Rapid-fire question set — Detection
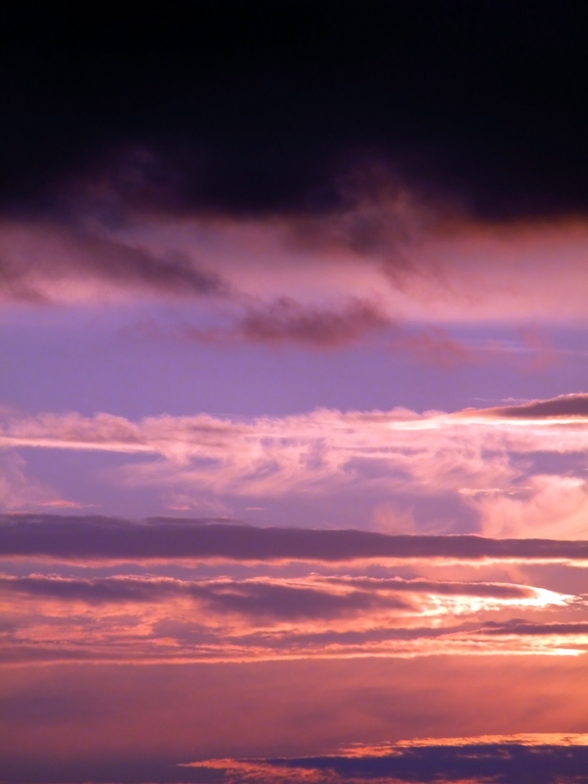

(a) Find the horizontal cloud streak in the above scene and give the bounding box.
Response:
[187,735,588,784]
[479,393,588,420]
[0,573,542,607]
[3,516,588,564]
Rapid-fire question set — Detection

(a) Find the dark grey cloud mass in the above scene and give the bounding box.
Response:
[2,515,588,563]
[2,3,588,221]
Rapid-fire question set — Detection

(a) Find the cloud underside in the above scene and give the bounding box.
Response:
[3,517,588,563]
[4,153,588,349]
[186,738,588,784]
[7,737,588,784]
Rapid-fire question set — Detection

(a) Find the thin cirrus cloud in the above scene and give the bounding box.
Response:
[3,394,588,537]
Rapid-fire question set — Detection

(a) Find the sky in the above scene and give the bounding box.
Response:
[3,3,588,782]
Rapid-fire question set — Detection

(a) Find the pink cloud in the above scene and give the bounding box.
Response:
[0,568,579,665]
[4,396,588,537]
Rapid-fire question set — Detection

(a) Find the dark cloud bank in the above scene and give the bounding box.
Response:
[198,743,588,784]
[2,2,588,221]
[4,740,588,783]
[2,515,588,563]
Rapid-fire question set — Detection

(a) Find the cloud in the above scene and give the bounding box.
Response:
[186,736,588,784]
[473,475,588,541]
[0,574,411,620]
[0,452,77,511]
[183,297,391,348]
[2,516,588,564]
[6,152,588,353]
[8,655,588,783]
[0,573,540,610]
[0,218,229,303]
[234,298,389,348]
[5,397,588,537]
[329,576,537,600]
[482,393,588,420]
[478,620,588,636]
[0,565,577,665]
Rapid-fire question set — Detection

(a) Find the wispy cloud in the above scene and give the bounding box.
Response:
[0,566,580,664]
[4,395,588,536]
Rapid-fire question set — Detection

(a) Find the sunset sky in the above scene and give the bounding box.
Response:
[3,3,588,782]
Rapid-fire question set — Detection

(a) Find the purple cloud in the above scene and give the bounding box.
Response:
[2,515,588,563]
[480,393,588,419]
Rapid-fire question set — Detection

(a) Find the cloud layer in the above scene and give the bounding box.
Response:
[4,150,588,369]
[3,516,588,564]
[4,393,588,537]
[4,8,588,783]
[2,514,588,664]
[187,736,588,784]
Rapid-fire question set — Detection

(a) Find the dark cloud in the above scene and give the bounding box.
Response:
[0,575,174,605]
[183,298,392,348]
[236,299,389,347]
[193,580,407,620]
[185,301,484,355]
[492,394,588,419]
[2,515,588,563]
[75,239,227,297]
[6,733,588,783]
[479,619,588,636]
[2,4,588,220]
[197,742,588,784]
[5,743,588,784]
